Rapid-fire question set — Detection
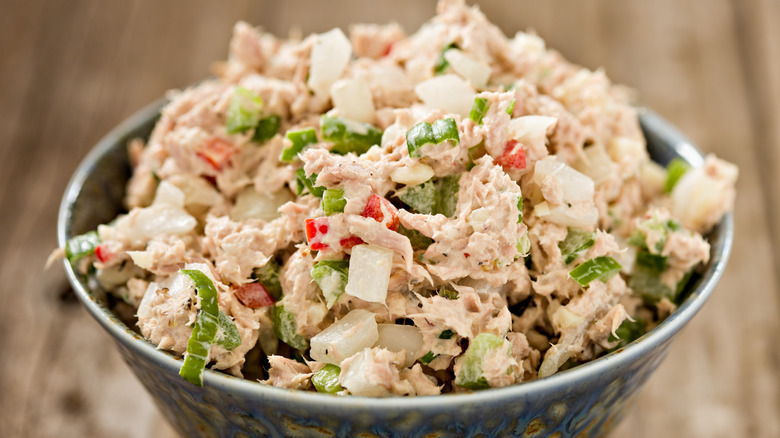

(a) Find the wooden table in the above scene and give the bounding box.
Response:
[1,1,778,436]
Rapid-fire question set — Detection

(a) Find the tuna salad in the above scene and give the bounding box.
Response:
[62,0,737,394]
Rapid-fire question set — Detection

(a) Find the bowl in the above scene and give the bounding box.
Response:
[59,99,733,438]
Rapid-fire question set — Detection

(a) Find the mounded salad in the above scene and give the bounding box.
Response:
[62,0,737,394]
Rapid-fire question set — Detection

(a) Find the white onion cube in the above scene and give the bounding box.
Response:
[308,28,352,97]
[345,244,393,304]
[414,74,475,117]
[310,309,378,364]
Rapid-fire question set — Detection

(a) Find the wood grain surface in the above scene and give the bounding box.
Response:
[1,1,777,437]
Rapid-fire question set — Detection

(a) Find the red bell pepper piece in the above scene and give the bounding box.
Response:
[495,140,526,170]
[234,282,274,308]
[197,137,235,171]
[95,243,113,263]
[305,217,330,251]
[362,194,400,231]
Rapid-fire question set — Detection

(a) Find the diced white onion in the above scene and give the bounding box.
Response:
[639,160,667,197]
[552,307,585,330]
[168,174,223,207]
[573,144,615,185]
[118,204,197,242]
[152,181,185,208]
[511,31,546,53]
[308,28,352,97]
[375,324,423,368]
[534,157,595,204]
[508,116,557,145]
[330,76,376,124]
[414,74,475,116]
[345,244,393,304]
[126,250,154,270]
[671,166,734,233]
[390,162,434,186]
[310,309,378,364]
[231,186,295,222]
[443,49,491,88]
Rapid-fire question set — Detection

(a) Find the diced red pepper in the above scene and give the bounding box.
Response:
[305,217,330,251]
[495,140,526,170]
[234,282,274,308]
[95,243,113,264]
[197,137,235,171]
[382,42,395,57]
[362,194,400,231]
[339,236,364,249]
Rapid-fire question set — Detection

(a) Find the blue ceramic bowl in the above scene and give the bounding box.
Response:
[59,100,733,438]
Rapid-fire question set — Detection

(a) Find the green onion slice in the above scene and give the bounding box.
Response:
[216,311,242,351]
[253,259,282,300]
[454,333,505,390]
[179,269,221,386]
[664,158,690,193]
[506,99,516,115]
[295,168,325,198]
[568,256,622,287]
[469,97,489,124]
[252,114,281,143]
[272,304,308,350]
[558,228,596,265]
[65,230,100,267]
[280,128,317,162]
[433,42,459,75]
[321,116,383,156]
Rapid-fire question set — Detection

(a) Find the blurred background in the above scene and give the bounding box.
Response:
[1,0,778,436]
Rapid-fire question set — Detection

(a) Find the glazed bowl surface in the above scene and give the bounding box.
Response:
[59,99,733,438]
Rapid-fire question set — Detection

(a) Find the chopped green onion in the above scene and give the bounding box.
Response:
[469,97,489,124]
[506,99,516,115]
[406,122,436,158]
[280,128,317,162]
[629,215,682,253]
[433,42,459,75]
[420,351,439,365]
[629,264,673,303]
[322,189,347,215]
[568,256,622,287]
[215,311,242,351]
[516,234,531,257]
[311,260,349,308]
[253,259,282,300]
[397,225,434,251]
[438,329,455,339]
[252,114,281,143]
[65,230,100,267]
[295,168,325,198]
[406,119,460,158]
[179,269,221,386]
[608,318,646,351]
[558,228,596,265]
[226,87,263,134]
[312,363,343,394]
[321,116,383,156]
[517,196,524,223]
[454,333,506,390]
[432,118,459,145]
[272,305,308,350]
[664,158,690,193]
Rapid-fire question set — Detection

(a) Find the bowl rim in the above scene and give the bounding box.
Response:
[58,99,733,408]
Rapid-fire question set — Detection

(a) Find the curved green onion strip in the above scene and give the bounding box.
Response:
[558,228,596,265]
[281,128,318,162]
[179,269,220,386]
[295,168,325,198]
[432,118,459,145]
[469,97,489,124]
[664,158,690,193]
[568,256,622,287]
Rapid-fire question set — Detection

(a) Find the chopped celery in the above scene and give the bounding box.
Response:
[454,333,506,390]
[280,128,317,162]
[420,351,439,365]
[311,260,349,308]
[506,99,516,115]
[295,168,325,198]
[179,269,221,386]
[558,228,596,265]
[322,188,347,215]
[436,174,460,218]
[272,305,308,350]
[432,118,460,145]
[664,158,690,193]
[517,196,524,223]
[252,114,281,143]
[438,329,455,339]
[398,180,437,214]
[406,118,459,158]
[397,225,434,251]
[397,175,460,218]
[568,256,622,287]
[321,116,383,155]
[406,122,436,158]
[635,250,667,272]
[65,230,100,267]
[215,311,242,351]
[469,97,489,124]
[312,363,343,394]
[253,259,282,300]
[608,318,646,351]
[433,42,459,75]
[226,86,263,134]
